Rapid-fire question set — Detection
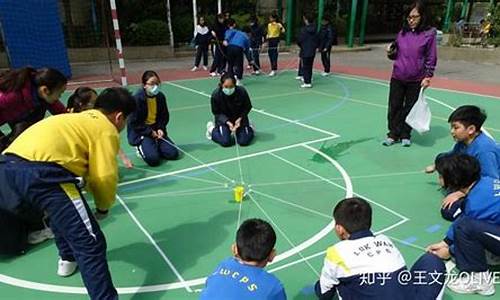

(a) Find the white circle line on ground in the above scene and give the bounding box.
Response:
[0,140,403,295]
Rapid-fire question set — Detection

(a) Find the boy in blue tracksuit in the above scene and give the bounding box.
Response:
[127,71,179,167]
[223,18,250,84]
[316,197,446,300]
[426,105,499,178]
[425,105,499,220]
[428,154,500,296]
[200,218,286,300]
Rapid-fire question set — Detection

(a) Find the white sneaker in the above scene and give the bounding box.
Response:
[268,71,276,77]
[206,121,215,140]
[209,72,217,77]
[191,66,198,72]
[250,123,256,132]
[202,66,208,71]
[57,258,78,277]
[27,227,54,245]
[486,251,500,266]
[236,79,243,86]
[447,271,495,296]
[295,76,303,80]
[321,72,330,77]
[253,70,261,75]
[301,83,312,88]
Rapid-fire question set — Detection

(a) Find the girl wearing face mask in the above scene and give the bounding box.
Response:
[383,0,437,147]
[0,67,67,151]
[127,70,179,167]
[206,74,254,147]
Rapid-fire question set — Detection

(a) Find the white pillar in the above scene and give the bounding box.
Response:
[218,0,222,13]
[192,0,198,33]
[165,0,174,48]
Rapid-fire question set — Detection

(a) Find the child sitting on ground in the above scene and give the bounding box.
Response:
[316,197,445,300]
[200,218,286,299]
[425,105,499,215]
[427,154,500,296]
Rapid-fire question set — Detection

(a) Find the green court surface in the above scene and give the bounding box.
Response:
[1,71,499,300]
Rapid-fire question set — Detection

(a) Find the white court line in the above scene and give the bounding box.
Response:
[327,74,496,138]
[271,146,409,221]
[127,165,226,186]
[268,218,409,273]
[123,186,228,200]
[166,81,340,137]
[251,189,333,219]
[248,193,320,277]
[334,72,500,101]
[116,195,193,293]
[250,170,425,188]
[118,135,339,188]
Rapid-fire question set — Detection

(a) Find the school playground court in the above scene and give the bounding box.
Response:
[0,60,499,300]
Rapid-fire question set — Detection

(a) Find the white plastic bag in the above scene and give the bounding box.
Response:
[406,88,431,134]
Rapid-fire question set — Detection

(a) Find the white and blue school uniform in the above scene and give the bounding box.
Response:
[316,230,445,300]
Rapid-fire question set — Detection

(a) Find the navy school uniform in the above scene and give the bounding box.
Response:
[316,230,446,300]
[127,89,179,167]
[210,86,254,147]
[297,23,320,84]
[210,21,228,74]
[249,23,265,71]
[194,25,213,67]
[318,23,337,73]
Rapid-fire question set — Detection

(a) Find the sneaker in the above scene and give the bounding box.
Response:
[295,76,303,80]
[447,271,495,296]
[300,83,312,88]
[246,65,252,69]
[206,121,215,140]
[27,227,54,245]
[236,79,243,86]
[191,66,198,72]
[486,251,500,266]
[57,258,78,277]
[209,72,217,77]
[250,123,256,132]
[401,139,411,147]
[202,66,208,71]
[321,72,330,77]
[268,71,276,77]
[253,70,261,75]
[382,137,397,146]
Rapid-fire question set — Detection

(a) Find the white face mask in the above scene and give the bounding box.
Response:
[146,84,160,96]
[222,87,235,96]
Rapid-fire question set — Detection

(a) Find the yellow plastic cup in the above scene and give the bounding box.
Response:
[234,186,245,203]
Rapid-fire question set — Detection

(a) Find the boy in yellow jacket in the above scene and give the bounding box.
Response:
[0,87,135,300]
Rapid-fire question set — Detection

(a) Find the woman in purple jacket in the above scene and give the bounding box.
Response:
[383,1,437,147]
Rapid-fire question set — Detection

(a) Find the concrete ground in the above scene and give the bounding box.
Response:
[70,43,500,88]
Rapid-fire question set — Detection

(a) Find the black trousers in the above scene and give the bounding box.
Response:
[210,43,226,74]
[298,56,314,84]
[267,38,280,71]
[387,78,421,140]
[227,45,244,80]
[321,47,332,73]
[249,47,261,71]
[194,44,209,67]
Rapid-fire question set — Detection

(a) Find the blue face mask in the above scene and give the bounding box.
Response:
[146,84,160,96]
[222,87,235,96]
